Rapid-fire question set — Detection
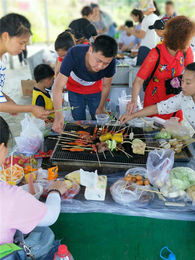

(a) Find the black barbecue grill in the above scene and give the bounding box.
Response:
[50,123,151,169]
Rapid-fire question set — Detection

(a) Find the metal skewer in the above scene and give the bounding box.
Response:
[115,125,129,133]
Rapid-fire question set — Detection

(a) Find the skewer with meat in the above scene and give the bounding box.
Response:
[120,128,126,134]
[63,148,85,152]
[77,131,90,135]
[116,143,125,152]
[92,144,101,166]
[124,132,128,139]
[63,142,92,147]
[97,128,102,137]
[78,134,93,142]
[96,142,109,153]
[104,126,109,133]
[92,125,98,141]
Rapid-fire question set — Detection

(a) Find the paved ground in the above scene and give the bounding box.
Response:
[0,44,54,148]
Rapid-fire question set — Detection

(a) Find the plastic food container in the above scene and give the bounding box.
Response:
[95,114,110,124]
[22,183,43,200]
[0,174,24,185]
[127,117,154,128]
[131,49,138,55]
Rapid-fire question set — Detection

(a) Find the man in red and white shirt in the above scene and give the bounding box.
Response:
[52,35,117,134]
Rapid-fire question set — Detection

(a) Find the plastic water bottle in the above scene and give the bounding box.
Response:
[121,90,127,99]
[54,245,74,260]
[160,246,176,260]
[106,99,112,115]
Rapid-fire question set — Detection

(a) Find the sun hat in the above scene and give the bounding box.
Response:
[134,0,156,11]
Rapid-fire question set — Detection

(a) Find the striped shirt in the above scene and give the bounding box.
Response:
[0,55,7,103]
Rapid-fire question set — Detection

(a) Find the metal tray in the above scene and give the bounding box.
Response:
[50,124,149,168]
[145,135,193,162]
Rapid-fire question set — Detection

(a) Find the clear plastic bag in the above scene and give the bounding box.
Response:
[31,116,46,131]
[125,167,148,177]
[146,149,174,188]
[164,117,190,139]
[35,180,54,198]
[110,168,154,207]
[15,114,44,156]
[61,181,80,200]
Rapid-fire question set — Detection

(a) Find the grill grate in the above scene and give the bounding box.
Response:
[51,123,150,166]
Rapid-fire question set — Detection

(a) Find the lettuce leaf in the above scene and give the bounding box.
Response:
[154,130,171,140]
[170,167,195,190]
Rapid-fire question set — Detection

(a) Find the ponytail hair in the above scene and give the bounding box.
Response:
[131,9,144,23]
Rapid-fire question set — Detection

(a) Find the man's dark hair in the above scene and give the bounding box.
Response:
[92,35,118,58]
[186,62,195,72]
[125,20,133,28]
[55,31,75,51]
[34,64,54,83]
[0,117,11,147]
[81,6,92,17]
[0,13,31,37]
[166,1,174,6]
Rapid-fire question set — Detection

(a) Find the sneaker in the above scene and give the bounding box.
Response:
[24,59,28,65]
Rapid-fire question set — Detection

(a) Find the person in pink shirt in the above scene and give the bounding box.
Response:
[0,116,67,245]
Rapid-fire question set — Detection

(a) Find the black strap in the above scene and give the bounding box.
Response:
[183,51,186,60]
[147,46,161,84]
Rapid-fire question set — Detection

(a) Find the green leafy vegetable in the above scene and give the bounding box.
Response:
[106,140,117,151]
[154,129,171,140]
[170,167,195,190]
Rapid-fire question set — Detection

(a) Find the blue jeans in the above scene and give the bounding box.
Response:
[68,90,102,120]
[136,46,150,66]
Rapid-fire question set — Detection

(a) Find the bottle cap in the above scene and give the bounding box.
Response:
[58,245,68,256]
[168,253,176,260]
[107,99,110,101]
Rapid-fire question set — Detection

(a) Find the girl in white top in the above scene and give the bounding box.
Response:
[0,13,49,119]
[120,62,195,129]
[127,0,160,65]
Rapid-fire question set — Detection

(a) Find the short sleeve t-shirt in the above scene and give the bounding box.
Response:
[137,43,194,120]
[134,24,142,45]
[69,18,97,40]
[157,93,195,129]
[60,45,116,94]
[0,182,47,245]
[0,55,7,103]
[141,13,160,49]
[119,32,136,46]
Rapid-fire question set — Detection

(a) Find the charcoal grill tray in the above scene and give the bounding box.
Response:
[51,124,148,166]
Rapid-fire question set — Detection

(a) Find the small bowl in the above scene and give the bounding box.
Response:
[95,114,110,124]
[0,174,24,185]
[22,183,43,200]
